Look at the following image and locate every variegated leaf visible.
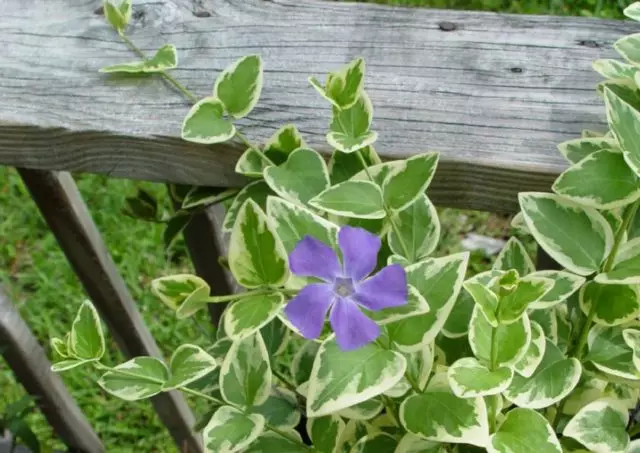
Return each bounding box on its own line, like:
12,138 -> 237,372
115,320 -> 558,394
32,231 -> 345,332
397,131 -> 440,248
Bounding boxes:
254,388 -> 300,429
235,147 -> 274,178
463,281 -> 499,327
382,152 -> 439,212
290,341 -> 319,386
103,0 -> 131,32
224,293 -> 285,340
585,325 -> 639,380
493,237 -> 535,276
528,270 -> 585,310
579,281 -> 640,326
264,148 -> 330,205
394,434 -> 445,453
518,192 -> 613,276
310,180 -> 385,219
181,97 -> 235,144
223,181 -> 272,232
504,340 -> 581,409
448,357 -> 513,398
386,253 -> 469,352
595,236 -> 640,284
513,321 -> 546,378
488,408 -> 561,453
164,344 -> 217,390
100,44 -> 177,73
309,57 -> 365,110
307,414 -> 346,453
203,406 -> 265,453
51,359 -> 90,372
388,194 -> 440,262
219,332 -> 272,408
260,316 -> 290,358
326,92 -> 378,153
400,390 -> 489,447
497,275 -> 554,324
263,124 -> 306,165
625,2 -> 640,20
563,400 -> 629,453
592,59 -> 637,80
442,290 -> 475,338
243,432 -> 307,452
404,342 -> 435,392
604,86 -> 640,176
338,399 -> 383,420
365,285 -> 430,325
214,55 -> 263,119
615,33 -> 640,64
98,357 -> 168,401
306,337 -> 406,417
622,328 -> 640,371
351,433 -> 398,452
151,274 -> 210,317
70,300 -> 105,361
228,199 -> 289,288
557,137 -> 618,165
328,146 -> 381,185
182,187 -> 238,210
553,149 -> 640,209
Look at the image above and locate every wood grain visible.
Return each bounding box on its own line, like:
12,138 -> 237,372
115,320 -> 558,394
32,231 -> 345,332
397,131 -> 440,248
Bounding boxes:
17,169 -> 202,453
0,0 -> 635,212
0,286 -> 104,453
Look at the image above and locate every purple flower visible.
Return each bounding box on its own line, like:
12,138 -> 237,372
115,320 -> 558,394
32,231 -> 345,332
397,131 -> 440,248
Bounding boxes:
284,226 -> 408,351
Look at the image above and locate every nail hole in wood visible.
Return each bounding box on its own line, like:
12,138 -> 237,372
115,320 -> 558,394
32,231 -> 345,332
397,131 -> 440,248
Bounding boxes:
510,67 -> 524,73
193,10 -> 212,18
94,6 -> 104,15
577,39 -> 600,48
438,21 -> 457,32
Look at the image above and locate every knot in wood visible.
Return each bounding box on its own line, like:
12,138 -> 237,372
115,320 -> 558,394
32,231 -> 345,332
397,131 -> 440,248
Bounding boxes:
438,21 -> 457,32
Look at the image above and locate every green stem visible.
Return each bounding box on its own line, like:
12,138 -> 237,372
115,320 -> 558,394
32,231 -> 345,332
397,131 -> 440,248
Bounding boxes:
271,368 -> 300,396
380,395 -> 399,427
489,327 -> 499,372
235,130 -> 253,149
355,150 -> 411,260
487,395 -> 498,434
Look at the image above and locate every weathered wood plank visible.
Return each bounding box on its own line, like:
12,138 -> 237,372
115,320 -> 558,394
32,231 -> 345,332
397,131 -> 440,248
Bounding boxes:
0,286 -> 104,453
0,0 -> 635,212
17,169 -> 202,453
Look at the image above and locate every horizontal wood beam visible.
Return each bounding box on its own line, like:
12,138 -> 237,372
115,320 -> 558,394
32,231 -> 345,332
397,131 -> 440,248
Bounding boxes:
0,0 -> 634,212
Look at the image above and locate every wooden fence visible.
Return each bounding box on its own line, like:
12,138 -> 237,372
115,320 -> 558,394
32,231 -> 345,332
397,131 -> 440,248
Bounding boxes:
0,0 -> 632,451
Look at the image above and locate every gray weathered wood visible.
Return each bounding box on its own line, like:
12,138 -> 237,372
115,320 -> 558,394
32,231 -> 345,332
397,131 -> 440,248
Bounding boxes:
0,286 -> 104,453
0,0 -> 634,212
17,169 -> 202,453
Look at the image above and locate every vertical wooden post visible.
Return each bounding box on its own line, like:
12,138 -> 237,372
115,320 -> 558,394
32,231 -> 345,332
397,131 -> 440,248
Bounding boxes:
17,169 -> 202,453
0,287 -> 104,453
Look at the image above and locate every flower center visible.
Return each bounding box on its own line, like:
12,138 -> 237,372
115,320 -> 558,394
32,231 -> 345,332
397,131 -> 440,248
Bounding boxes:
333,277 -> 355,298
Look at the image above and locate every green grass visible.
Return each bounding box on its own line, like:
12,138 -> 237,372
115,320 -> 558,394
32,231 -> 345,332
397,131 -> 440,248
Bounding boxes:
0,0 -> 625,450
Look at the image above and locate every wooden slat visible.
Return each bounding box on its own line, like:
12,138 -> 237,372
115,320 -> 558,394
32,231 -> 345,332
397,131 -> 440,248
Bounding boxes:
16,169 -> 202,453
0,286 -> 104,453
0,0 -> 634,212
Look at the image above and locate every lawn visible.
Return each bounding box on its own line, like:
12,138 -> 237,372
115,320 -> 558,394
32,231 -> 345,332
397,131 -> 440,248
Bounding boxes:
0,0 -> 629,451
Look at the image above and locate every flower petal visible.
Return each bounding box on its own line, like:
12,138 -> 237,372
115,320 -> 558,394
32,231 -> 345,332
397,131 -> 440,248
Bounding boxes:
284,283 -> 334,339
338,226 -> 381,281
329,297 -> 380,351
289,236 -> 340,282
355,264 -> 408,311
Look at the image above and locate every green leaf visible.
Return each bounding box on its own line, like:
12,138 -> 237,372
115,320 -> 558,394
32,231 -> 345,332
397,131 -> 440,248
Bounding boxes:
529,310 -> 558,343
328,146 -> 380,185
6,418 -> 40,453
70,300 -> 105,361
510,212 -> 530,236
614,33 -> 640,64
469,307 -> 531,368
625,2 -> 640,20
493,238 -> 535,276
123,189 -> 158,220
563,400 -> 629,453
351,433 -> 398,453
50,337 -> 69,358
623,328 -> 640,371
223,180 -> 272,232
395,434 -> 445,453
98,357 -> 168,401
100,44 -> 178,73
553,149 -> 640,209
51,359 -> 89,372
557,137 -> 618,165
388,194 -> 440,262
338,399 -> 383,420
488,408 -> 561,453
365,285 -> 429,325
403,344 -> 434,392
310,180 -> 385,219
592,59 -> 638,80
306,337 -> 406,417
448,357 -> 513,398
263,124 -> 306,165
585,325 -> 639,380
236,147 -> 274,178
164,344 -> 217,390
163,214 -> 192,250
400,390 -> 489,447
518,192 -> 614,275
595,237 -> 640,284
182,187 -> 238,210
224,293 -> 285,340
181,97 -> 235,144
463,281 -> 499,327
442,291 -> 475,338
497,276 -> 554,324
504,340 -> 581,409
290,341 -> 319,386
604,86 -> 640,176
310,57 -> 366,110
308,414 -> 345,453
264,148 -> 330,205
528,270 -> 585,310
513,321 -> 546,378
386,253 -> 469,352
202,405 -> 265,453
579,281 -> 640,326
244,432 -> 307,452
219,332 -> 271,408
327,92 -> 377,153
260,316 -> 290,358
103,0 -> 130,32
382,153 -> 439,212
151,274 -> 210,317
214,55 -> 263,119
267,196 -> 339,254
228,199 -> 289,288
254,388 -> 300,429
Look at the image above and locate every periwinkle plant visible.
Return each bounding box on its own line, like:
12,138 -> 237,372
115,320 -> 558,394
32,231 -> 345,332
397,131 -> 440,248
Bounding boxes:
51,1 -> 640,452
